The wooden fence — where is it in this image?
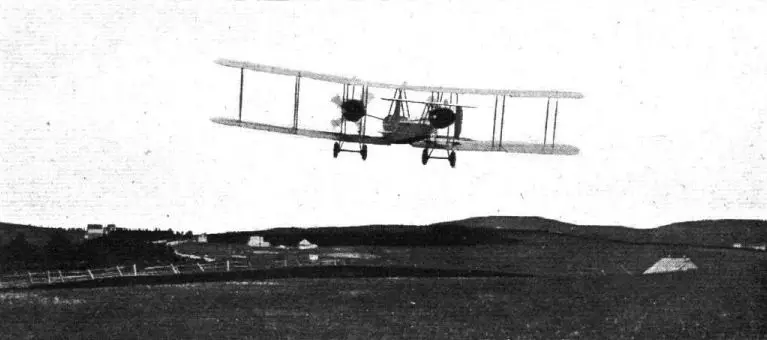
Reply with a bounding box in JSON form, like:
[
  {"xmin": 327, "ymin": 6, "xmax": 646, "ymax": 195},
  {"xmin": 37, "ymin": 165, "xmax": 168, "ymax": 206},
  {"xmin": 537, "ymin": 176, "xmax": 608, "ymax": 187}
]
[
  {"xmin": 0, "ymin": 260, "xmax": 247, "ymax": 289},
  {"xmin": 0, "ymin": 257, "xmax": 345, "ymax": 289}
]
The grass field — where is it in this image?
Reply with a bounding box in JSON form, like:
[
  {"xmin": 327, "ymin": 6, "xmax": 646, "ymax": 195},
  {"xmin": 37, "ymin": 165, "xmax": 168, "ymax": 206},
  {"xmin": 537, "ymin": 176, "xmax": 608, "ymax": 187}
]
[
  {"xmin": 2, "ymin": 271, "xmax": 764, "ymax": 339},
  {"xmin": 176, "ymin": 239, "xmax": 765, "ymax": 277},
  {"xmin": 3, "ymin": 220, "xmax": 764, "ymax": 339}
]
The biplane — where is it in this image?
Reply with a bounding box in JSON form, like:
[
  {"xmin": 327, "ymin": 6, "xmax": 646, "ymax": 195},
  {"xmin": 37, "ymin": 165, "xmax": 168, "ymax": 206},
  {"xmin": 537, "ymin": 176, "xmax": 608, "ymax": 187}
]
[{"xmin": 212, "ymin": 59, "xmax": 584, "ymax": 168}]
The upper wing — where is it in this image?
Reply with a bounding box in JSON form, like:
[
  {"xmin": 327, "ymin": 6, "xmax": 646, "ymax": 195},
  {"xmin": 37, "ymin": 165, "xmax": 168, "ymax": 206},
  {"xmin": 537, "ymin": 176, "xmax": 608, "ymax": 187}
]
[
  {"xmin": 411, "ymin": 139, "xmax": 579, "ymax": 156},
  {"xmin": 379, "ymin": 97, "xmax": 477, "ymax": 108},
  {"xmin": 216, "ymin": 59, "xmax": 365, "ymax": 86},
  {"xmin": 211, "ymin": 118, "xmax": 391, "ymax": 145},
  {"xmin": 216, "ymin": 59, "xmax": 584, "ymax": 99}
]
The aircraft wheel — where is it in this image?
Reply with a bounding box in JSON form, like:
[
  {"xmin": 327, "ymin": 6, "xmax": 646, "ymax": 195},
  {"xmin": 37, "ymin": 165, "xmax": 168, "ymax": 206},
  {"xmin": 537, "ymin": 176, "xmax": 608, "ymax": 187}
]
[
  {"xmin": 448, "ymin": 151, "xmax": 456, "ymax": 168},
  {"xmin": 333, "ymin": 142, "xmax": 340, "ymax": 158},
  {"xmin": 421, "ymin": 148, "xmax": 429, "ymax": 165},
  {"xmin": 360, "ymin": 144, "xmax": 368, "ymax": 161}
]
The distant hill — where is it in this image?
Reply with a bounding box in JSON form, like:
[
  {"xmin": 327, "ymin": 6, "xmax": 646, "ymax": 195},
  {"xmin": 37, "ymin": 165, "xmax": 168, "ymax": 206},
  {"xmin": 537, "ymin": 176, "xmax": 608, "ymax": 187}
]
[
  {"xmin": 208, "ymin": 216, "xmax": 766, "ymax": 249},
  {"xmin": 439, "ymin": 216, "xmax": 766, "ymax": 248},
  {"xmin": 651, "ymin": 219, "xmax": 767, "ymax": 246},
  {"xmin": 0, "ymin": 222, "xmax": 84, "ymax": 247},
  {"xmin": 209, "ymin": 224, "xmax": 515, "ymax": 247}
]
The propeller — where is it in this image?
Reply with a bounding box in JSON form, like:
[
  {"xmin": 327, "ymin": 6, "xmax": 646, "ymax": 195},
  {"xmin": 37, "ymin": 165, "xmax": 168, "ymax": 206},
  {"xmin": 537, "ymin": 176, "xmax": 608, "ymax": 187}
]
[
  {"xmin": 330, "ymin": 92, "xmax": 375, "ymax": 128},
  {"xmin": 424, "ymin": 93, "xmax": 463, "ymax": 138}
]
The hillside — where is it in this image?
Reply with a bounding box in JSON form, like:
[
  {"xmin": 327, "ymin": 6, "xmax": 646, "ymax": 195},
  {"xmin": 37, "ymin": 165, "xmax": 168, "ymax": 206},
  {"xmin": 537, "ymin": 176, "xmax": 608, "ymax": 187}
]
[
  {"xmin": 652, "ymin": 219, "xmax": 767, "ymax": 247},
  {"xmin": 438, "ymin": 216, "xmax": 767, "ymax": 248},
  {"xmin": 0, "ymin": 222, "xmax": 84, "ymax": 247},
  {"xmin": 209, "ymin": 224, "xmax": 516, "ymax": 247},
  {"xmin": 208, "ymin": 217, "xmax": 766, "ymax": 250}
]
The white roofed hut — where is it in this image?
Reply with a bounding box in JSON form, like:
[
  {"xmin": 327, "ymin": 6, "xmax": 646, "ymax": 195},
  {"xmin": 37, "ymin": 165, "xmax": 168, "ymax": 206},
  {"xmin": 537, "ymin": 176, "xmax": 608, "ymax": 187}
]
[
  {"xmin": 298, "ymin": 239, "xmax": 318, "ymax": 250},
  {"xmin": 643, "ymin": 257, "xmax": 698, "ymax": 275}
]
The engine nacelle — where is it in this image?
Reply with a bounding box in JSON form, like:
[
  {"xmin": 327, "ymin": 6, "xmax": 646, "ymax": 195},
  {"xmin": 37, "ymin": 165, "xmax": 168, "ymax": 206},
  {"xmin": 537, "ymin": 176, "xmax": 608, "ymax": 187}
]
[
  {"xmin": 427, "ymin": 107, "xmax": 456, "ymax": 129},
  {"xmin": 340, "ymin": 99, "xmax": 367, "ymax": 122}
]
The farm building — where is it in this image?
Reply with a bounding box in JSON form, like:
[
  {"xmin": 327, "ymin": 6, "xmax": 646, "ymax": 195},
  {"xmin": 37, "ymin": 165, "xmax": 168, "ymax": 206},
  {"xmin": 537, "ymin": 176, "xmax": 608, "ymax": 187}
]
[
  {"xmin": 298, "ymin": 239, "xmax": 318, "ymax": 250},
  {"xmin": 248, "ymin": 235, "xmax": 270, "ymax": 247},
  {"xmin": 196, "ymin": 234, "xmax": 208, "ymax": 243},
  {"xmin": 84, "ymin": 224, "xmax": 116, "ymax": 240},
  {"xmin": 643, "ymin": 257, "xmax": 698, "ymax": 275}
]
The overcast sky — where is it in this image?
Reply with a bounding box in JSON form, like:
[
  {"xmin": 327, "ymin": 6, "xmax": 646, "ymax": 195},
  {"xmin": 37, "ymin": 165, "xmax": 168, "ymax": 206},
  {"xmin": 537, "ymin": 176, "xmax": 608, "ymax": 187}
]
[{"xmin": 1, "ymin": 0, "xmax": 764, "ymax": 232}]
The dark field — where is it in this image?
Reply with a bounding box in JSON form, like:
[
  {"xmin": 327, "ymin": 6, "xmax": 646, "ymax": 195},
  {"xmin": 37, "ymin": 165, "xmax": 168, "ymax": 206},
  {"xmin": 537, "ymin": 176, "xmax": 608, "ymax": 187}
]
[
  {"xmin": 3, "ymin": 218, "xmax": 765, "ymax": 339},
  {"xmin": 176, "ymin": 238, "xmax": 765, "ymax": 277},
  {"xmin": 2, "ymin": 271, "xmax": 764, "ymax": 339}
]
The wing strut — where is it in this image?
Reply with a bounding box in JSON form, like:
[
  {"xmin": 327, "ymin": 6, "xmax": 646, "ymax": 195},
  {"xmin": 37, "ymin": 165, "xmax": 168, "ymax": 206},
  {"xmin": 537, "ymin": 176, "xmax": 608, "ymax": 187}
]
[
  {"xmin": 499, "ymin": 95, "xmax": 507, "ymax": 148},
  {"xmin": 491, "ymin": 96, "xmax": 498, "ymax": 148},
  {"xmin": 293, "ymin": 74, "xmax": 301, "ymax": 132},
  {"xmin": 552, "ymin": 99, "xmax": 559, "ymax": 147},
  {"xmin": 238, "ymin": 68, "xmax": 244, "ymax": 121},
  {"xmin": 489, "ymin": 95, "xmax": 508, "ymax": 150},
  {"xmin": 543, "ymin": 98, "xmax": 551, "ymax": 147}
]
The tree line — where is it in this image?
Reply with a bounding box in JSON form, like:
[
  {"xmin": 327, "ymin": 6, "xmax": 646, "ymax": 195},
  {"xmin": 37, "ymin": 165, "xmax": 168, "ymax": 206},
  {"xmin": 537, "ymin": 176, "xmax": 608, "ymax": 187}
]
[{"xmin": 0, "ymin": 229, "xmax": 187, "ymax": 273}]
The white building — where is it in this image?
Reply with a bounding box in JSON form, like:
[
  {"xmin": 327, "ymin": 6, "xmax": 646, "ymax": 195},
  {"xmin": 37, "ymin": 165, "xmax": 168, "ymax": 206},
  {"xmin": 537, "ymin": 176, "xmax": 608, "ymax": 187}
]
[
  {"xmin": 84, "ymin": 224, "xmax": 103, "ymax": 240},
  {"xmin": 248, "ymin": 235, "xmax": 271, "ymax": 247},
  {"xmin": 84, "ymin": 224, "xmax": 116, "ymax": 240},
  {"xmin": 196, "ymin": 234, "xmax": 208, "ymax": 243},
  {"xmin": 298, "ymin": 239, "xmax": 318, "ymax": 250}
]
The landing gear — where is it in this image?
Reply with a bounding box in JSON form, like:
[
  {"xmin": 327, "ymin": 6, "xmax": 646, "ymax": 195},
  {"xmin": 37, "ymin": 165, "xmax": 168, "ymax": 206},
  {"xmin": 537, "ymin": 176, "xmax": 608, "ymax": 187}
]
[
  {"xmin": 332, "ymin": 142, "xmax": 368, "ymax": 161},
  {"xmin": 420, "ymin": 147, "xmax": 457, "ymax": 168}
]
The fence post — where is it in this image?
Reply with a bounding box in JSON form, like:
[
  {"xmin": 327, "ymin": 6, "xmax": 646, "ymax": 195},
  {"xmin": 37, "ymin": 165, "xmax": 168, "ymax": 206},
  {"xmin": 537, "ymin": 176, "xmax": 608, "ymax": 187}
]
[
  {"xmin": 58, "ymin": 270, "xmax": 64, "ymax": 282},
  {"xmin": 197, "ymin": 263, "xmax": 205, "ymax": 272},
  {"xmin": 28, "ymin": 272, "xmax": 33, "ymax": 284},
  {"xmin": 226, "ymin": 260, "xmax": 230, "ymax": 272},
  {"xmin": 87, "ymin": 269, "xmax": 95, "ymax": 280},
  {"xmin": 133, "ymin": 264, "xmax": 137, "ymax": 276},
  {"xmin": 116, "ymin": 266, "xmax": 123, "ymax": 277},
  {"xmin": 47, "ymin": 271, "xmax": 51, "ymax": 284}
]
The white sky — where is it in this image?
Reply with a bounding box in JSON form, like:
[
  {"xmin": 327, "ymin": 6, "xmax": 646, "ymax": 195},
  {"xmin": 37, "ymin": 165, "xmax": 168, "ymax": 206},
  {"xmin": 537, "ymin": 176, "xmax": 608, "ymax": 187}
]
[{"xmin": 1, "ymin": 0, "xmax": 765, "ymax": 232}]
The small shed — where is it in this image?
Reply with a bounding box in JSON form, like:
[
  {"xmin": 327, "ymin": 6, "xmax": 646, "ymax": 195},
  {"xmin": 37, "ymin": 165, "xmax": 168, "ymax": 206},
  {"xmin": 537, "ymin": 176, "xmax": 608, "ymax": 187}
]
[
  {"xmin": 298, "ymin": 239, "xmax": 318, "ymax": 250},
  {"xmin": 85, "ymin": 224, "xmax": 104, "ymax": 240},
  {"xmin": 643, "ymin": 257, "xmax": 698, "ymax": 275},
  {"xmin": 196, "ymin": 234, "xmax": 208, "ymax": 243}
]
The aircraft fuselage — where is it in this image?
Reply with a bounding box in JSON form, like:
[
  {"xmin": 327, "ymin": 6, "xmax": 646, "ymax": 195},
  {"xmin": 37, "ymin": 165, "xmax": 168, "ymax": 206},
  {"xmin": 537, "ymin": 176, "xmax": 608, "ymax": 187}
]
[{"xmin": 381, "ymin": 118, "xmax": 434, "ymax": 144}]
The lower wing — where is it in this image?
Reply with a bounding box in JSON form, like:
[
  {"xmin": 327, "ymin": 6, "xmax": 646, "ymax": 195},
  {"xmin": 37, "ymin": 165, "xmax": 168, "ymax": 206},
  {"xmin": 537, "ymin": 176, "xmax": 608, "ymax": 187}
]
[
  {"xmin": 211, "ymin": 118, "xmax": 392, "ymax": 145},
  {"xmin": 411, "ymin": 139, "xmax": 579, "ymax": 155}
]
